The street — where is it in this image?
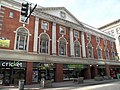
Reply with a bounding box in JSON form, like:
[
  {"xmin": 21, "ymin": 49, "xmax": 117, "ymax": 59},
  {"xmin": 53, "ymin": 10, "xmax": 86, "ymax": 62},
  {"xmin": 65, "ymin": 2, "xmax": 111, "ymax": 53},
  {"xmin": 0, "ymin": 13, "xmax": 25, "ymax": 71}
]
[{"xmin": 43, "ymin": 81, "xmax": 120, "ymax": 90}]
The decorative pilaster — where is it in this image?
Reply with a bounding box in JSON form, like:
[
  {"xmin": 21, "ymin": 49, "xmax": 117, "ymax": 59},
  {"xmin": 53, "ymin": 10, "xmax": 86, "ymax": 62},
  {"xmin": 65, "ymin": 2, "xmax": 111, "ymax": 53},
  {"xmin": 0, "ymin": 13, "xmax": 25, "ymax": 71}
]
[
  {"xmin": 70, "ymin": 28, "xmax": 74, "ymax": 56},
  {"xmin": 55, "ymin": 64, "xmax": 63, "ymax": 82},
  {"xmin": 81, "ymin": 32, "xmax": 86, "ymax": 57},
  {"xmin": 85, "ymin": 65, "xmax": 91, "ymax": 79},
  {"xmin": 33, "ymin": 17, "xmax": 39, "ymax": 53},
  {"xmin": 105, "ymin": 64, "xmax": 110, "ymax": 76},
  {"xmin": 26, "ymin": 62, "xmax": 33, "ymax": 85},
  {"xmin": 52, "ymin": 22, "xmax": 56, "ymax": 55}
]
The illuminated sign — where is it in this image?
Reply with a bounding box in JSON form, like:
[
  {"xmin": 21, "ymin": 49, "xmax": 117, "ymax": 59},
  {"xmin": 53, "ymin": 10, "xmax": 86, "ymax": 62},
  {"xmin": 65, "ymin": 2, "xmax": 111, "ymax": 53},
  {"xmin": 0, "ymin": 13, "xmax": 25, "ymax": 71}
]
[
  {"xmin": 0, "ymin": 40, "xmax": 10, "ymax": 48},
  {"xmin": 1, "ymin": 61, "xmax": 22, "ymax": 67},
  {"xmin": 68, "ymin": 64, "xmax": 84, "ymax": 69}
]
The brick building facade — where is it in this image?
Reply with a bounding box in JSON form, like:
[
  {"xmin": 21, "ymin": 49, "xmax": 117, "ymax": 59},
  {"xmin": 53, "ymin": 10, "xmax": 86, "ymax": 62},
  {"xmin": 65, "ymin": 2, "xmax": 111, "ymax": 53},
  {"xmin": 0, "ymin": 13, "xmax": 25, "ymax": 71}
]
[{"xmin": 0, "ymin": 0, "xmax": 120, "ymax": 85}]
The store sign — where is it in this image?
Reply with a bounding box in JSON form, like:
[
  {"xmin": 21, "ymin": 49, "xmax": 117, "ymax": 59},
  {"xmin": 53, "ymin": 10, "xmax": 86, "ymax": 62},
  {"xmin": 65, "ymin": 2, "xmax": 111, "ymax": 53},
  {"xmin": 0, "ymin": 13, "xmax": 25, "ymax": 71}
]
[
  {"xmin": 68, "ymin": 64, "xmax": 84, "ymax": 69},
  {"xmin": 0, "ymin": 40, "xmax": 10, "ymax": 48},
  {"xmin": 1, "ymin": 61, "xmax": 22, "ymax": 67}
]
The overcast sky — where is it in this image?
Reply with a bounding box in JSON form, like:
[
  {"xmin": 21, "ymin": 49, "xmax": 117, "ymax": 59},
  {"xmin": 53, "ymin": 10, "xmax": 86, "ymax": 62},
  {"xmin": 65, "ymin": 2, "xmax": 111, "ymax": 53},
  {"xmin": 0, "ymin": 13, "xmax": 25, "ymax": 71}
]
[{"xmin": 26, "ymin": 0, "xmax": 120, "ymax": 28}]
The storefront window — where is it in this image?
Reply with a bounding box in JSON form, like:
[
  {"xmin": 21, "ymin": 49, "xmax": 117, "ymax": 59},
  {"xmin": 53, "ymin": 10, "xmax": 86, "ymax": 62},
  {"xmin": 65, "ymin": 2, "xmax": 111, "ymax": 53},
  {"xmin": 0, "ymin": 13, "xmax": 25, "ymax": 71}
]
[{"xmin": 0, "ymin": 61, "xmax": 26, "ymax": 85}]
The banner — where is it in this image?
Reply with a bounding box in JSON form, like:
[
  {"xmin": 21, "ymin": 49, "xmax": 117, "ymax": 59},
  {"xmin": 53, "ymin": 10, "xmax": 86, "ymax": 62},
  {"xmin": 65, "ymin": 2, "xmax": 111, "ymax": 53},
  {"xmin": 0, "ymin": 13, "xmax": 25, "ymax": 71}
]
[{"xmin": 0, "ymin": 40, "xmax": 10, "ymax": 48}]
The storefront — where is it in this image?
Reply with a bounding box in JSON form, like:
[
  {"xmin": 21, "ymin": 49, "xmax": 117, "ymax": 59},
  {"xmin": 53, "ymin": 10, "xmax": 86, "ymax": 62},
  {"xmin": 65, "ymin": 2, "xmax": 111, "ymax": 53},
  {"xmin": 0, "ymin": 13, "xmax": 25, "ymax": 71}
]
[
  {"xmin": 0, "ymin": 60, "xmax": 26, "ymax": 85},
  {"xmin": 63, "ymin": 64, "xmax": 86, "ymax": 80},
  {"xmin": 32, "ymin": 63, "xmax": 55, "ymax": 83}
]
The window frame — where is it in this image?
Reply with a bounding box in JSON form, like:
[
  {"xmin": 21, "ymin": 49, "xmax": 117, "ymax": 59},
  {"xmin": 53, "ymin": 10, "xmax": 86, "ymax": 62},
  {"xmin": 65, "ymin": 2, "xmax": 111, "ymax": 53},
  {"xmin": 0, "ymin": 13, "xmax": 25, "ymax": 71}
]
[
  {"xmin": 9, "ymin": 11, "xmax": 14, "ymax": 18},
  {"xmin": 104, "ymin": 48, "xmax": 109, "ymax": 59},
  {"xmin": 87, "ymin": 33, "xmax": 91, "ymax": 41},
  {"xmin": 74, "ymin": 31, "xmax": 79, "ymax": 38},
  {"xmin": 58, "ymin": 38, "xmax": 67, "ymax": 56},
  {"xmin": 74, "ymin": 41, "xmax": 81, "ymax": 57},
  {"xmin": 15, "ymin": 28, "xmax": 29, "ymax": 51},
  {"xmin": 59, "ymin": 26, "xmax": 66, "ymax": 35},
  {"xmin": 19, "ymin": 15, "xmax": 29, "ymax": 24},
  {"xmin": 87, "ymin": 43, "xmax": 93, "ymax": 58},
  {"xmin": 97, "ymin": 46, "xmax": 102, "ymax": 59},
  {"xmin": 39, "ymin": 34, "xmax": 49, "ymax": 54},
  {"xmin": 41, "ymin": 20, "xmax": 49, "ymax": 30}
]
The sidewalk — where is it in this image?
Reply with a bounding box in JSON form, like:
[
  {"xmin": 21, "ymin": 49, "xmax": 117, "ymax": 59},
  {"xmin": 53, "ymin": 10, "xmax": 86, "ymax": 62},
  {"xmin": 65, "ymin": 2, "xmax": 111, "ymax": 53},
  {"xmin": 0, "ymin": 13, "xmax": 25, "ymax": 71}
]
[{"xmin": 0, "ymin": 79, "xmax": 120, "ymax": 90}]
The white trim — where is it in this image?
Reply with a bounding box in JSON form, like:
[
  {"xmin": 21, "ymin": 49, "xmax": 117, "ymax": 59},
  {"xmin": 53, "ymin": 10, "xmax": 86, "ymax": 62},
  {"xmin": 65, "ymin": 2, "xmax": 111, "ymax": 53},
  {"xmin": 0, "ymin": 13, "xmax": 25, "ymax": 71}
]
[
  {"xmin": 14, "ymin": 26, "xmax": 30, "ymax": 51},
  {"xmin": 19, "ymin": 15, "xmax": 29, "ymax": 24},
  {"xmin": 41, "ymin": 20, "xmax": 49, "ymax": 30},
  {"xmin": 39, "ymin": 32, "xmax": 50, "ymax": 55},
  {"xmin": 74, "ymin": 40, "xmax": 81, "ymax": 57},
  {"xmin": 70, "ymin": 28, "xmax": 74, "ymax": 56},
  {"xmin": 87, "ymin": 43, "xmax": 94, "ymax": 58},
  {"xmin": 33, "ymin": 17, "xmax": 39, "ymax": 52},
  {"xmin": 96, "ymin": 45, "xmax": 102, "ymax": 59},
  {"xmin": 58, "ymin": 37, "xmax": 67, "ymax": 56},
  {"xmin": 52, "ymin": 22, "xmax": 56, "ymax": 55},
  {"xmin": 104, "ymin": 47, "xmax": 110, "ymax": 59},
  {"xmin": 81, "ymin": 32, "xmax": 86, "ymax": 58},
  {"xmin": 74, "ymin": 30, "xmax": 79, "ymax": 38},
  {"xmin": 59, "ymin": 26, "xmax": 66, "ymax": 35}
]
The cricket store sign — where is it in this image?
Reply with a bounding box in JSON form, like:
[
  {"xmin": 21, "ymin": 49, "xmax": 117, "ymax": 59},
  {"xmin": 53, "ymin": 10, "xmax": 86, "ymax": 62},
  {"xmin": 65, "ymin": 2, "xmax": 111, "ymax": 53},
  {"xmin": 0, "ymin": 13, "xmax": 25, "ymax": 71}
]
[{"xmin": 1, "ymin": 61, "xmax": 23, "ymax": 67}]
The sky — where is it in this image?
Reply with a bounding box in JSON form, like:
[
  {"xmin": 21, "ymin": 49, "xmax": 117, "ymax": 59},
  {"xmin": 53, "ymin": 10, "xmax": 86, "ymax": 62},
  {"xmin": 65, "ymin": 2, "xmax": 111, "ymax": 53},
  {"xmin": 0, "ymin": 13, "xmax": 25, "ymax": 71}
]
[{"xmin": 26, "ymin": 0, "xmax": 120, "ymax": 28}]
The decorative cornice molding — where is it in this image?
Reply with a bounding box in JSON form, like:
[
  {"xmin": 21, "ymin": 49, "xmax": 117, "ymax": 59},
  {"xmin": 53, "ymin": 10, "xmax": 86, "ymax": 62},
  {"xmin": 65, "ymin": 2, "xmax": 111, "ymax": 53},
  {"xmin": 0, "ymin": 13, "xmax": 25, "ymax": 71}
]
[
  {"xmin": 0, "ymin": 49, "xmax": 120, "ymax": 65},
  {"xmin": 99, "ymin": 19, "xmax": 120, "ymax": 29}
]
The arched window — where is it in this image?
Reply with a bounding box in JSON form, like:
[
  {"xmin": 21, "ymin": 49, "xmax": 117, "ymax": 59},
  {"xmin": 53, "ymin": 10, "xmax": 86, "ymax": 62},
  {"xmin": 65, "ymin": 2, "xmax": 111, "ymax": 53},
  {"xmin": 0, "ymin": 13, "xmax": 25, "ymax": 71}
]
[
  {"xmin": 74, "ymin": 41, "xmax": 80, "ymax": 57},
  {"xmin": 59, "ymin": 38, "xmax": 66, "ymax": 55},
  {"xmin": 87, "ymin": 43, "xmax": 93, "ymax": 58},
  {"xmin": 40, "ymin": 34, "xmax": 49, "ymax": 53},
  {"xmin": 105, "ymin": 48, "xmax": 109, "ymax": 59},
  {"xmin": 97, "ymin": 46, "xmax": 102, "ymax": 59},
  {"xmin": 111, "ymin": 49, "xmax": 115, "ymax": 59},
  {"xmin": 16, "ymin": 28, "xmax": 28, "ymax": 50}
]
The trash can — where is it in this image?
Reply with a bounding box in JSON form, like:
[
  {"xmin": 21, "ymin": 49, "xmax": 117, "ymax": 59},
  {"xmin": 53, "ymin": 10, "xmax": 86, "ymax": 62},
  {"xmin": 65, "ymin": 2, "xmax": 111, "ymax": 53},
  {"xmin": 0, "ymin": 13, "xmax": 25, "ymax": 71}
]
[{"xmin": 19, "ymin": 80, "xmax": 24, "ymax": 90}]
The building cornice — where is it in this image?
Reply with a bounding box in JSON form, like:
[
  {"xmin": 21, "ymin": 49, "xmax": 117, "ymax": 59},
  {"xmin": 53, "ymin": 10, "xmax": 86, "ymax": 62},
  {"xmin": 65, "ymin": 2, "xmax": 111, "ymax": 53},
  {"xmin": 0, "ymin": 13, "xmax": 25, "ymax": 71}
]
[
  {"xmin": 0, "ymin": 49, "xmax": 120, "ymax": 65},
  {"xmin": 99, "ymin": 19, "xmax": 120, "ymax": 29},
  {"xmin": 34, "ymin": 10, "xmax": 115, "ymax": 41}
]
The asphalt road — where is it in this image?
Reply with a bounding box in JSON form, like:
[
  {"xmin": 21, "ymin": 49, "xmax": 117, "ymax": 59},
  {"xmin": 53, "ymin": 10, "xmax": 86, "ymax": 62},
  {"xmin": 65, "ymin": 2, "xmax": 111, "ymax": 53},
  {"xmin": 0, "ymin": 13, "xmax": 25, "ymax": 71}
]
[
  {"xmin": 1, "ymin": 81, "xmax": 120, "ymax": 90},
  {"xmin": 43, "ymin": 81, "xmax": 120, "ymax": 90}
]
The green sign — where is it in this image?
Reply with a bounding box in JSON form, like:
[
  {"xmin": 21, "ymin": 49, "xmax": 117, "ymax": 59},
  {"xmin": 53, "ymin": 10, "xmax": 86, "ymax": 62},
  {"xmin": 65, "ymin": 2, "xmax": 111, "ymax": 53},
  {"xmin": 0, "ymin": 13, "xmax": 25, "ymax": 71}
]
[
  {"xmin": 68, "ymin": 64, "xmax": 84, "ymax": 69},
  {"xmin": 0, "ymin": 40, "xmax": 10, "ymax": 48}
]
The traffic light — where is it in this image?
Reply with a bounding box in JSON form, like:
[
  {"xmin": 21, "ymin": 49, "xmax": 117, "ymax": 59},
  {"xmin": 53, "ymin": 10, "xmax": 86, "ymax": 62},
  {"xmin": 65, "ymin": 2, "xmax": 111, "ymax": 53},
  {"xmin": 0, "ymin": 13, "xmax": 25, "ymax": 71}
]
[{"xmin": 21, "ymin": 3, "xmax": 29, "ymax": 17}]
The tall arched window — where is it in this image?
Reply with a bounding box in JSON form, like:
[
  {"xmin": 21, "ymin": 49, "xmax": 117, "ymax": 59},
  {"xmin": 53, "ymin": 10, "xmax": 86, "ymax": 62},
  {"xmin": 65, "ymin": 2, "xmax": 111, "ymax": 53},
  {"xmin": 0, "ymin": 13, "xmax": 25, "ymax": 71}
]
[
  {"xmin": 59, "ymin": 38, "xmax": 66, "ymax": 55},
  {"xmin": 16, "ymin": 28, "xmax": 28, "ymax": 50},
  {"xmin": 105, "ymin": 47, "xmax": 109, "ymax": 59},
  {"xmin": 74, "ymin": 41, "xmax": 80, "ymax": 57},
  {"xmin": 97, "ymin": 46, "xmax": 102, "ymax": 59},
  {"xmin": 87, "ymin": 43, "xmax": 93, "ymax": 58},
  {"xmin": 40, "ymin": 34, "xmax": 49, "ymax": 53},
  {"xmin": 111, "ymin": 49, "xmax": 115, "ymax": 59}
]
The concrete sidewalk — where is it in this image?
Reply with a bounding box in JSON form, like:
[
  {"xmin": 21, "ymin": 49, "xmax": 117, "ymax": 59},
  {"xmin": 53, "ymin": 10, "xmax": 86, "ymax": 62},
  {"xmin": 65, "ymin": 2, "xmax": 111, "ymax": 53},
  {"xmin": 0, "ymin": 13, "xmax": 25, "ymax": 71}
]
[{"xmin": 0, "ymin": 79, "xmax": 120, "ymax": 90}]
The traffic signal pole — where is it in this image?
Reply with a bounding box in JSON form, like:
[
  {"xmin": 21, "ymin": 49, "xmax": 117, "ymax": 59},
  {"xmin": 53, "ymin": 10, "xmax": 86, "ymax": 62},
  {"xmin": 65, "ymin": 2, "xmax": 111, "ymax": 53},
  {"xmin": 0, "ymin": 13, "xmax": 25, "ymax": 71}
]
[{"xmin": 24, "ymin": 4, "xmax": 37, "ymax": 23}]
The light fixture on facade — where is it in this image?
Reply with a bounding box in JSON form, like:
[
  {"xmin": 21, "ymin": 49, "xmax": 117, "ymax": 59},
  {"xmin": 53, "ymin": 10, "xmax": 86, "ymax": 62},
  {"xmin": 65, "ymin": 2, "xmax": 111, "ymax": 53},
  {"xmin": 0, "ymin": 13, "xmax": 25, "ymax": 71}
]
[{"xmin": 90, "ymin": 65, "xmax": 92, "ymax": 67}]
